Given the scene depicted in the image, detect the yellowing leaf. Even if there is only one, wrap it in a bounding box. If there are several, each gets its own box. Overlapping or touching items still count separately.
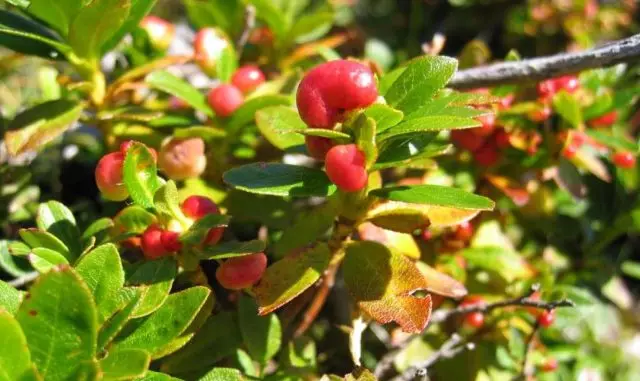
[365,201,480,232]
[343,241,432,333]
[358,222,420,259]
[415,261,467,299]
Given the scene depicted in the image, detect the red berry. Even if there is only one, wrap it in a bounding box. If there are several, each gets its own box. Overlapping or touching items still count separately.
[538,309,555,327]
[194,28,230,76]
[325,144,368,192]
[562,144,579,159]
[231,65,266,94]
[182,195,220,219]
[537,80,556,99]
[161,230,182,252]
[208,84,244,117]
[141,225,169,259]
[140,16,175,51]
[453,221,474,242]
[204,226,224,246]
[589,111,618,127]
[555,75,579,93]
[472,113,496,137]
[499,94,515,110]
[541,357,558,372]
[95,152,128,201]
[158,138,206,180]
[529,105,552,122]
[451,129,485,152]
[305,136,335,160]
[296,60,378,129]
[216,253,268,290]
[612,151,636,169]
[464,312,485,328]
[421,229,433,241]
[494,129,511,149]
[473,141,501,167]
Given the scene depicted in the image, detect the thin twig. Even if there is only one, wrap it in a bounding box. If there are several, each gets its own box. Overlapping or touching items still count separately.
[449,33,640,89]
[7,271,39,288]
[293,264,338,337]
[430,284,575,325]
[517,322,541,381]
[236,5,256,58]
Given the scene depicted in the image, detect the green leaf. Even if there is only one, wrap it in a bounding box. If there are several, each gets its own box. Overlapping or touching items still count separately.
[36,201,81,260]
[377,133,439,167]
[223,163,336,198]
[255,106,306,150]
[621,261,640,280]
[184,0,244,36]
[353,114,378,167]
[146,71,213,117]
[180,214,231,246]
[152,334,195,360]
[254,243,332,315]
[154,181,190,224]
[370,184,495,210]
[113,206,156,237]
[216,44,238,83]
[0,10,69,60]
[343,241,432,333]
[98,289,141,350]
[228,95,291,134]
[585,129,638,152]
[19,229,70,260]
[377,116,480,141]
[0,240,32,278]
[200,240,266,260]
[199,368,243,381]
[67,0,132,59]
[372,144,451,170]
[173,126,227,141]
[461,246,532,282]
[379,66,407,96]
[24,0,84,36]
[239,295,282,365]
[364,104,404,133]
[16,267,98,381]
[289,10,333,44]
[0,310,39,381]
[75,244,125,323]
[29,247,69,273]
[100,348,151,380]
[161,312,242,375]
[273,202,336,257]
[115,287,210,356]
[552,91,583,128]
[103,0,157,53]
[127,258,178,318]
[82,217,114,244]
[123,142,161,209]
[0,280,22,315]
[136,371,183,381]
[301,128,351,140]
[246,0,288,42]
[5,99,84,156]
[385,56,458,113]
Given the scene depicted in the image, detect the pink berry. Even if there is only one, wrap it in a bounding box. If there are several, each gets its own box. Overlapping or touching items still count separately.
[158,138,206,180]
[95,152,128,201]
[208,84,244,117]
[296,60,378,129]
[194,28,230,76]
[161,230,182,252]
[325,144,368,192]
[140,16,175,51]
[141,225,169,259]
[231,65,266,94]
[181,195,225,246]
[216,253,268,290]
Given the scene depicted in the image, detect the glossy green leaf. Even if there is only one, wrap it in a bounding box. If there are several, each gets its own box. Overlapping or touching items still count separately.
[100,348,150,380]
[180,214,231,246]
[29,247,69,273]
[377,133,439,166]
[151,334,195,360]
[115,287,210,355]
[82,217,114,244]
[377,116,480,141]
[246,0,288,42]
[222,191,294,230]
[290,11,334,44]
[154,181,189,224]
[146,71,213,117]
[552,91,583,128]
[5,100,84,156]
[239,295,282,364]
[364,104,404,133]
[0,240,32,278]
[254,243,332,315]
[223,163,336,198]
[301,128,351,140]
[98,289,141,350]
[75,244,125,323]
[103,0,157,53]
[199,368,243,381]
[127,258,177,318]
[161,312,242,375]
[25,0,83,36]
[123,142,161,209]
[173,126,227,141]
[112,206,156,237]
[19,229,70,259]
[586,130,638,152]
[385,56,457,113]
[379,66,407,96]
[461,246,533,282]
[255,106,307,150]
[137,371,183,381]
[228,95,291,133]
[0,10,69,60]
[36,201,81,260]
[372,144,451,170]
[67,0,132,59]
[183,0,244,36]
[200,240,266,260]
[0,280,22,315]
[16,267,98,381]
[0,310,39,381]
[343,241,432,333]
[216,44,238,83]
[273,202,336,258]
[370,184,495,210]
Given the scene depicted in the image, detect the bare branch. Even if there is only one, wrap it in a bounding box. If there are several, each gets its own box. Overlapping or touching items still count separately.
[235,5,256,57]
[517,322,541,381]
[449,33,640,89]
[429,284,575,325]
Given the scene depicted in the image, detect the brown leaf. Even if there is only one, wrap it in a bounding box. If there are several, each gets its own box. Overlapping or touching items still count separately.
[416,261,467,299]
[343,241,432,333]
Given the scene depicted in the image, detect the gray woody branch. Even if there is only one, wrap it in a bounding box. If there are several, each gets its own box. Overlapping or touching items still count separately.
[449,33,640,90]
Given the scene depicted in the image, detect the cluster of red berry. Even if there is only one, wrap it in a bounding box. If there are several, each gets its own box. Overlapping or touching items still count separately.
[451,111,511,167]
[296,60,379,192]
